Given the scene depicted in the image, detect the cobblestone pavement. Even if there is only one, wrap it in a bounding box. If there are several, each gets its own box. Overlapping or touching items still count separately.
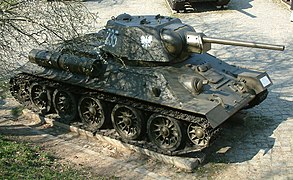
[180,0,293,179]
[1,0,292,179]
[85,0,293,179]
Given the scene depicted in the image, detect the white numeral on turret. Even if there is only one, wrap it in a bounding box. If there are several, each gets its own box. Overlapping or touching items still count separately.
[105,29,118,47]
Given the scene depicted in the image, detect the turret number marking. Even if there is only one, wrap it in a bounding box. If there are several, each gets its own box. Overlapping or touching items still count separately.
[105,29,118,47]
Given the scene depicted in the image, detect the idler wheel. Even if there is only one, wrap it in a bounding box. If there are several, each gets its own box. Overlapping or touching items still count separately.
[187,121,210,146]
[53,89,77,123]
[9,77,20,100]
[29,83,51,114]
[10,77,30,103]
[111,105,144,140]
[147,114,184,152]
[78,96,106,131]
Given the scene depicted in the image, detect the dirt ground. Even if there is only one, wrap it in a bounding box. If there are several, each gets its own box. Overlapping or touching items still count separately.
[1,98,220,179]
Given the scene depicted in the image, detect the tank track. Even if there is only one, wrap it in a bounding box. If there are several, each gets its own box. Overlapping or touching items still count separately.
[10,73,220,156]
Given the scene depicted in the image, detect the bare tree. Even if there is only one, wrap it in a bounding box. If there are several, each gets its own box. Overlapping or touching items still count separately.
[0,0,98,78]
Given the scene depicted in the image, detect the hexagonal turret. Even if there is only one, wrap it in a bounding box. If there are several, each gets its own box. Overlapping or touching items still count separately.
[101,14,284,63]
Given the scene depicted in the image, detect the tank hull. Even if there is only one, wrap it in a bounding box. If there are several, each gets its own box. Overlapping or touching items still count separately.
[15,52,270,128]
[10,53,271,155]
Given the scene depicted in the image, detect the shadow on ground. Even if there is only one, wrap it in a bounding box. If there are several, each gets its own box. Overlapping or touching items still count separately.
[0,99,72,140]
[201,92,291,165]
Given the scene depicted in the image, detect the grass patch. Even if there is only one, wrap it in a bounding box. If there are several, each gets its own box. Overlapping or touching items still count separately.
[11,106,25,117]
[0,135,112,179]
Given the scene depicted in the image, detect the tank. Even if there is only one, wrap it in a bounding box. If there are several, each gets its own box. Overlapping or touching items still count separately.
[166,0,231,12]
[9,14,284,155]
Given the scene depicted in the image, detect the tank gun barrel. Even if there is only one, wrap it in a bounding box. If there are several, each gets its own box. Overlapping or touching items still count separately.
[185,32,285,54]
[202,36,285,51]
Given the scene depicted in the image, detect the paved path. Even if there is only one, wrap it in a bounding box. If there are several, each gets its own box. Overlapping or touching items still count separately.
[179,0,293,179]
[1,0,293,179]
[85,0,293,179]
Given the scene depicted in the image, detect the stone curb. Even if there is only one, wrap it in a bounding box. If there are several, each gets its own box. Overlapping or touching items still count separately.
[22,109,205,172]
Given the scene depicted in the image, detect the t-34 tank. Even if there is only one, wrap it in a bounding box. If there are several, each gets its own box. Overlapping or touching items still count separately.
[166,0,231,12]
[10,14,284,155]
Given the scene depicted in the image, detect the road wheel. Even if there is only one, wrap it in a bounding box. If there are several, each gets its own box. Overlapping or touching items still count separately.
[29,83,51,114]
[78,96,106,131]
[147,114,184,152]
[53,89,77,123]
[111,104,144,140]
[187,121,210,147]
